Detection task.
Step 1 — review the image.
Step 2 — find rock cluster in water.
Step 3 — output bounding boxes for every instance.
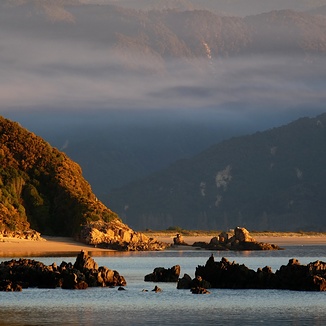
[0,250,126,291]
[177,255,326,291]
[144,265,180,282]
[192,227,281,250]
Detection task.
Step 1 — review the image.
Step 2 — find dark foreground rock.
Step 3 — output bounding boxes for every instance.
[193,227,281,251]
[177,255,326,291]
[144,265,180,282]
[0,250,126,291]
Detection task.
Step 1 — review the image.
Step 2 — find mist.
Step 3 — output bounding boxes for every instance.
[1,0,326,195]
[1,1,326,119]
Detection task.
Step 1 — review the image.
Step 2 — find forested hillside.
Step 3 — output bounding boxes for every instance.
[109,113,326,232]
[0,116,118,236]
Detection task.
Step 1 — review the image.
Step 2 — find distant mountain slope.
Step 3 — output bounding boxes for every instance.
[2,1,326,62]
[109,113,326,232]
[84,0,326,16]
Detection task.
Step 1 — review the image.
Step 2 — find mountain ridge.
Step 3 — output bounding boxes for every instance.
[109,113,326,232]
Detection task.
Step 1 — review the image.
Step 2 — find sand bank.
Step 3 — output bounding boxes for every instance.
[154,235,326,247]
[0,236,111,257]
[1,234,326,257]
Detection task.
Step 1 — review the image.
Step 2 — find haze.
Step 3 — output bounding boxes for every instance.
[1,0,326,194]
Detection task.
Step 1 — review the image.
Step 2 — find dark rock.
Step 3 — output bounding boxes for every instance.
[191,287,210,294]
[0,250,126,291]
[177,255,326,291]
[190,275,211,289]
[0,280,22,292]
[144,265,180,282]
[152,285,162,292]
[74,250,99,271]
[0,258,62,289]
[61,270,88,290]
[274,259,326,291]
[177,273,192,289]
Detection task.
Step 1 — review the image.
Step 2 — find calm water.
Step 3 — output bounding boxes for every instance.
[1,245,326,325]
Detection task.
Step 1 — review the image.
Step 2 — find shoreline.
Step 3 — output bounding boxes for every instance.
[1,234,326,257]
[153,235,326,247]
[0,236,112,258]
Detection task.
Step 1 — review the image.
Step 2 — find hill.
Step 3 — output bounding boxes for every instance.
[0,116,166,250]
[0,116,119,236]
[109,113,326,232]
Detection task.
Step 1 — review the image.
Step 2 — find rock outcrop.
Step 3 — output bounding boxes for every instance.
[0,250,126,291]
[192,227,281,250]
[0,230,43,241]
[80,220,168,251]
[144,265,180,282]
[177,255,326,291]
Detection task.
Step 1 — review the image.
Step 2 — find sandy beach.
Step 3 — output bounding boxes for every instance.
[154,235,326,247]
[1,234,326,257]
[0,236,111,257]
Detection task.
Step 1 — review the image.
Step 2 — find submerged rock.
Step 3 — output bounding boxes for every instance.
[191,287,210,294]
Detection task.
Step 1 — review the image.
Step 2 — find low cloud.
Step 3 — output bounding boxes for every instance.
[0,4,325,126]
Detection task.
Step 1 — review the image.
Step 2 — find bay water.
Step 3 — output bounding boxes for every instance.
[1,245,326,325]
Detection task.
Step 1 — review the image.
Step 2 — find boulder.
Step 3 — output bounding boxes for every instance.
[74,250,99,271]
[177,273,192,289]
[145,265,180,282]
[173,233,188,245]
[234,227,255,242]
